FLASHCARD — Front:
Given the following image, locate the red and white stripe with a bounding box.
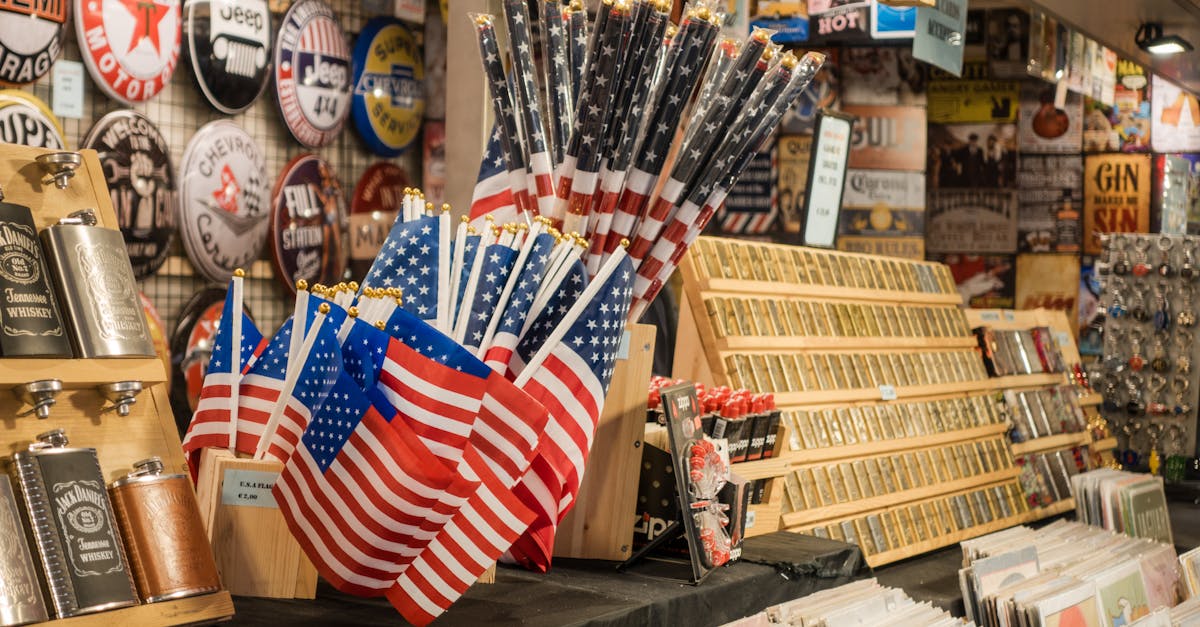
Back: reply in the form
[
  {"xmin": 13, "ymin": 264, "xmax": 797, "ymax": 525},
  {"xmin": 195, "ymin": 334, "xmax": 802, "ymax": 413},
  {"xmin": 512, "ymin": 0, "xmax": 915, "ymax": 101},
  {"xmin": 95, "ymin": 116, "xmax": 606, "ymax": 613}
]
[
  {"xmin": 273, "ymin": 406, "xmax": 474, "ymax": 598},
  {"xmin": 377, "ymin": 338, "xmax": 485, "ymax": 466},
  {"xmin": 604, "ymin": 166, "xmax": 656, "ymax": 255},
  {"xmin": 626, "ymin": 175, "xmax": 686, "ymax": 262},
  {"xmin": 528, "ymin": 150, "xmax": 556, "ymax": 217},
  {"xmin": 468, "ymin": 373, "xmax": 547, "ymax": 488},
  {"xmin": 235, "ymin": 373, "xmax": 315, "ymax": 464},
  {"xmin": 468, "ymin": 173, "xmax": 517, "ymax": 228}
]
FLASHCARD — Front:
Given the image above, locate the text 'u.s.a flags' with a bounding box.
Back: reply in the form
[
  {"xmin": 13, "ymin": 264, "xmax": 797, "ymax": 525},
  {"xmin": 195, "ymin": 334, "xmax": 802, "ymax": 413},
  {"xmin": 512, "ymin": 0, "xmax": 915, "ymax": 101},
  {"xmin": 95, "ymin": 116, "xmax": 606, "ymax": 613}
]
[
  {"xmin": 180, "ymin": 280, "xmax": 264, "ymax": 473},
  {"xmin": 507, "ymin": 248, "xmax": 635, "ymax": 571}
]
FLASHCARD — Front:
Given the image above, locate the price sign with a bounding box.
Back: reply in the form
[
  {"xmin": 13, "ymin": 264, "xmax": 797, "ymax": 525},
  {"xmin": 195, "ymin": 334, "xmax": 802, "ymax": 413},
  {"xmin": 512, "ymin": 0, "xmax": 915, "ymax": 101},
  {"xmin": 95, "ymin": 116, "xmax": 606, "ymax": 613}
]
[{"xmin": 800, "ymin": 109, "xmax": 855, "ymax": 248}]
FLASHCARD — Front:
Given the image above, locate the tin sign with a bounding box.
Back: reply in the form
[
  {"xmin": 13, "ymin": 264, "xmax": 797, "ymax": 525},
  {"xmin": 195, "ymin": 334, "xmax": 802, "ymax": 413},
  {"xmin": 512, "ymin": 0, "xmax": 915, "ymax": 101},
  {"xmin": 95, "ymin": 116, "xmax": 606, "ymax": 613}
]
[
  {"xmin": 351, "ymin": 17, "xmax": 425, "ymax": 156},
  {"xmin": 268, "ymin": 153, "xmax": 346, "ymax": 292},
  {"xmin": 184, "ymin": 0, "xmax": 273, "ymax": 113},
  {"xmin": 273, "ymin": 0, "xmax": 351, "ymax": 147},
  {"xmin": 0, "ymin": 0, "xmax": 68, "ymax": 85},
  {"xmin": 178, "ymin": 120, "xmax": 270, "ymax": 283},
  {"xmin": 75, "ymin": 0, "xmax": 181, "ymax": 104},
  {"xmin": 0, "ymin": 90, "xmax": 64, "ymax": 148}
]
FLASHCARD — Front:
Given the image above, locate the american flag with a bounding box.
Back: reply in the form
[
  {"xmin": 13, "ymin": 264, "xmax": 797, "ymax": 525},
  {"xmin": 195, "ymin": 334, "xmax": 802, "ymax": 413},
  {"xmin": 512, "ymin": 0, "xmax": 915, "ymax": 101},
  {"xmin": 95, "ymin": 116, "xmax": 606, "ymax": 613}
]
[
  {"xmin": 181, "ymin": 281, "xmax": 265, "ymax": 471},
  {"xmin": 378, "ymin": 306, "xmax": 493, "ymax": 468},
  {"xmin": 363, "ymin": 215, "xmax": 441, "ymax": 326},
  {"xmin": 468, "ymin": 124, "xmax": 518, "ymax": 227},
  {"xmin": 273, "ymin": 369, "xmax": 477, "ymax": 599},
  {"xmin": 459, "ymin": 241, "xmax": 519, "ymax": 352},
  {"xmin": 502, "ymin": 0, "xmax": 555, "ymax": 216},
  {"xmin": 235, "ymin": 314, "xmax": 341, "ymax": 463},
  {"xmin": 508, "ymin": 257, "xmax": 588, "ymax": 380},
  {"xmin": 507, "ymin": 248, "xmax": 634, "ymax": 571},
  {"xmin": 340, "ymin": 317, "xmax": 390, "ymax": 391},
  {"xmin": 473, "ymin": 18, "xmax": 534, "ymax": 217},
  {"xmin": 389, "ymin": 450, "xmax": 535, "ymax": 626},
  {"xmin": 453, "ymin": 232, "xmax": 482, "ymax": 321},
  {"xmin": 480, "ymin": 231, "xmax": 556, "ymax": 375}
]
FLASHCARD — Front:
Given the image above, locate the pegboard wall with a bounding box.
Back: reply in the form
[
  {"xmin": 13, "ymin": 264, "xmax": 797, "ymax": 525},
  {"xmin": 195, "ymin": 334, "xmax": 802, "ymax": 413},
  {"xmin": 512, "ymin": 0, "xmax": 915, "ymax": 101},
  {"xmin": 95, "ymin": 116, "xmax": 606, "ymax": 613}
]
[{"xmin": 23, "ymin": 0, "xmax": 425, "ymax": 337}]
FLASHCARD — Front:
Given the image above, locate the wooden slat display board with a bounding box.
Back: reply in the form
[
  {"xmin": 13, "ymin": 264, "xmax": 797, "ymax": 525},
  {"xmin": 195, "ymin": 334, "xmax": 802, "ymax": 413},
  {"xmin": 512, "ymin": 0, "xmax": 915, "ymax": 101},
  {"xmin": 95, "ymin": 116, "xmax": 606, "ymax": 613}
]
[
  {"xmin": 0, "ymin": 145, "xmax": 233, "ymax": 625},
  {"xmin": 672, "ymin": 237, "xmax": 1106, "ymax": 567}
]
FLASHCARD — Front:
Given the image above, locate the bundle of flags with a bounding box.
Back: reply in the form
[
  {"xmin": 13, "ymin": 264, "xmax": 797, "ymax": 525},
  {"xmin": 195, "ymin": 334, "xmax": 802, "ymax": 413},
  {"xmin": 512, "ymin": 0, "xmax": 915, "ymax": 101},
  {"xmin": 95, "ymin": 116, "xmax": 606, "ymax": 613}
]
[
  {"xmin": 181, "ymin": 191, "xmax": 635, "ymax": 625},
  {"xmin": 467, "ymin": 0, "xmax": 824, "ymax": 320}
]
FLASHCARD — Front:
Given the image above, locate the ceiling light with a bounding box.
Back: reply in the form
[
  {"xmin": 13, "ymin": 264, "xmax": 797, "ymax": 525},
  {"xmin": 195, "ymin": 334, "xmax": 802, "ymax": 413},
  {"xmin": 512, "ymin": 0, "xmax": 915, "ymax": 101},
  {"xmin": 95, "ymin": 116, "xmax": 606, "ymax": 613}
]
[{"xmin": 1136, "ymin": 22, "xmax": 1194, "ymax": 56}]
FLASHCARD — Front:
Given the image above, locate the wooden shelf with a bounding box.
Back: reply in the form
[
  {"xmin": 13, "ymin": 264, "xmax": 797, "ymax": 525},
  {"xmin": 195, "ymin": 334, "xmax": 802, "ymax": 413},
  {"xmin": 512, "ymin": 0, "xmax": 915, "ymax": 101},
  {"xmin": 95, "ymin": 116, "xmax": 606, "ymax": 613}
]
[
  {"xmin": 731, "ymin": 456, "xmax": 790, "ymax": 481},
  {"xmin": 0, "ymin": 358, "xmax": 168, "ymax": 387},
  {"xmin": 1025, "ymin": 498, "xmax": 1076, "ymax": 522},
  {"xmin": 1092, "ymin": 437, "xmax": 1118, "ymax": 452},
  {"xmin": 48, "ymin": 590, "xmax": 233, "ymax": 627},
  {"xmin": 696, "ymin": 277, "xmax": 963, "ymax": 305},
  {"xmin": 1078, "ymin": 392, "xmax": 1103, "ymax": 407},
  {"xmin": 782, "ymin": 423, "xmax": 1009, "ymax": 466},
  {"xmin": 782, "ymin": 467, "xmax": 1020, "ymax": 528},
  {"xmin": 746, "ymin": 478, "xmax": 784, "ymax": 538},
  {"xmin": 773, "ymin": 373, "xmax": 1063, "ymax": 408},
  {"xmin": 1010, "ymin": 432, "xmax": 1092, "ymax": 456},
  {"xmin": 715, "ymin": 335, "xmax": 977, "ymax": 352}
]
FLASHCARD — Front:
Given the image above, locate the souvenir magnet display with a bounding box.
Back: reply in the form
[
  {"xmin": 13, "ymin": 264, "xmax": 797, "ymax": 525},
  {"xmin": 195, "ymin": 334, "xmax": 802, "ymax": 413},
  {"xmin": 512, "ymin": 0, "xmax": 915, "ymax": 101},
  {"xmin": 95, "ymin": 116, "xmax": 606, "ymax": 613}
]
[
  {"xmin": 351, "ymin": 17, "xmax": 425, "ymax": 156},
  {"xmin": 268, "ymin": 153, "xmax": 346, "ymax": 292},
  {"xmin": 178, "ymin": 120, "xmax": 270, "ymax": 283},
  {"xmin": 273, "ymin": 0, "xmax": 351, "ymax": 147},
  {"xmin": 184, "ymin": 0, "xmax": 273, "ymax": 114},
  {"xmin": 0, "ymin": 90, "xmax": 64, "ymax": 148},
  {"xmin": 0, "ymin": 0, "xmax": 67, "ymax": 85},
  {"xmin": 74, "ymin": 0, "xmax": 181, "ymax": 104},
  {"xmin": 349, "ymin": 162, "xmax": 406, "ymax": 278},
  {"xmin": 83, "ymin": 111, "xmax": 177, "ymax": 279},
  {"xmin": 168, "ymin": 287, "xmax": 225, "ymax": 435}
]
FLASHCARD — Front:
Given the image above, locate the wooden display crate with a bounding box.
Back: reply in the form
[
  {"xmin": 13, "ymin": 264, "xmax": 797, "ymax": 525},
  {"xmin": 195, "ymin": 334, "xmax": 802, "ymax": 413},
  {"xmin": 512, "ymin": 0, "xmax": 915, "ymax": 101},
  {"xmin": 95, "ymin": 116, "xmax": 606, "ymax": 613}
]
[{"xmin": 0, "ymin": 145, "xmax": 233, "ymax": 625}]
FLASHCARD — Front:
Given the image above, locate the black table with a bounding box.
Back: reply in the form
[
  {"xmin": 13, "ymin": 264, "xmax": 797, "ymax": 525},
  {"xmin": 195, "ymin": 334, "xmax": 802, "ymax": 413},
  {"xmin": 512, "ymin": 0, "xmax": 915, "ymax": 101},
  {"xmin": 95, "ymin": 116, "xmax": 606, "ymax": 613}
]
[{"xmin": 229, "ymin": 533, "xmax": 862, "ymax": 626}]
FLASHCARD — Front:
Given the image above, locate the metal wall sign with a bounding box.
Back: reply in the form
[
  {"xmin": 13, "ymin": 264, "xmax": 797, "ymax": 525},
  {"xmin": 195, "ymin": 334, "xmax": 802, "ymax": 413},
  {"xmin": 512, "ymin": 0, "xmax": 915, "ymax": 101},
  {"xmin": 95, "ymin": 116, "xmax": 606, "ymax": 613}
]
[
  {"xmin": 0, "ymin": 90, "xmax": 64, "ymax": 148},
  {"xmin": 184, "ymin": 0, "xmax": 273, "ymax": 113},
  {"xmin": 178, "ymin": 120, "xmax": 270, "ymax": 283},
  {"xmin": 83, "ymin": 110, "xmax": 177, "ymax": 279},
  {"xmin": 74, "ymin": 0, "xmax": 182, "ymax": 104},
  {"xmin": 268, "ymin": 153, "xmax": 346, "ymax": 292},
  {"xmin": 168, "ymin": 287, "xmax": 223, "ymax": 433},
  {"xmin": 0, "ymin": 0, "xmax": 67, "ymax": 85},
  {"xmin": 273, "ymin": 0, "xmax": 351, "ymax": 147},
  {"xmin": 351, "ymin": 17, "xmax": 425, "ymax": 157},
  {"xmin": 349, "ymin": 162, "xmax": 405, "ymax": 278}
]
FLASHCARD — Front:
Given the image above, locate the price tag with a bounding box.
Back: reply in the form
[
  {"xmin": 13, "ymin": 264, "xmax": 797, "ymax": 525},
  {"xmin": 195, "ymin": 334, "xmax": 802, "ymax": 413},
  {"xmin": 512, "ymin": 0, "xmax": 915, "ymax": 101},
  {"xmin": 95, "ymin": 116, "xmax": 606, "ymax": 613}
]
[
  {"xmin": 981, "ymin": 311, "xmax": 1001, "ymax": 321},
  {"xmin": 616, "ymin": 330, "xmax": 631, "ymax": 360},
  {"xmin": 221, "ymin": 469, "xmax": 279, "ymax": 508},
  {"xmin": 879, "ymin": 384, "xmax": 898, "ymax": 401},
  {"xmin": 51, "ymin": 61, "xmax": 84, "ymax": 119},
  {"xmin": 1003, "ymin": 311, "xmax": 1016, "ymax": 321},
  {"xmin": 745, "ymin": 510, "xmax": 757, "ymax": 529}
]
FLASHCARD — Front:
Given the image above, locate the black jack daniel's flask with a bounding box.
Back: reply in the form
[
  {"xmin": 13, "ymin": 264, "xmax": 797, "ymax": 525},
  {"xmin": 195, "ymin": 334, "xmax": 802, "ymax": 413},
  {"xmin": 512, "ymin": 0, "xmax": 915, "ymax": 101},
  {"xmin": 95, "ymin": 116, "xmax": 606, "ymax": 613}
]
[{"xmin": 10, "ymin": 430, "xmax": 138, "ymax": 617}]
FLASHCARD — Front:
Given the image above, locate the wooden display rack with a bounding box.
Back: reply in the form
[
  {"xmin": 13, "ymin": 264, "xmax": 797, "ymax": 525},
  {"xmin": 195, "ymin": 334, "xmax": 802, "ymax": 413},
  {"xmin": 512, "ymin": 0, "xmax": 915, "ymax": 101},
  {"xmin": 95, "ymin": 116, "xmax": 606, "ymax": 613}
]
[{"xmin": 0, "ymin": 145, "xmax": 233, "ymax": 625}]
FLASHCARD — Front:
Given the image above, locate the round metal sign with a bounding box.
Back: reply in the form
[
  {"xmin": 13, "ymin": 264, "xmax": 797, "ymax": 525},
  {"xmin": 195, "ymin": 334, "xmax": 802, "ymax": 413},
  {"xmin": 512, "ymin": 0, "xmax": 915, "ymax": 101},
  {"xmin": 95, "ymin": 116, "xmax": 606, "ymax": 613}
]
[
  {"xmin": 0, "ymin": 0, "xmax": 67, "ymax": 85},
  {"xmin": 83, "ymin": 110, "xmax": 177, "ymax": 279},
  {"xmin": 183, "ymin": 0, "xmax": 272, "ymax": 114},
  {"xmin": 351, "ymin": 17, "xmax": 425, "ymax": 156},
  {"xmin": 0, "ymin": 90, "xmax": 64, "ymax": 148},
  {"xmin": 178, "ymin": 120, "xmax": 271, "ymax": 284},
  {"xmin": 273, "ymin": 0, "xmax": 350, "ymax": 147},
  {"xmin": 139, "ymin": 291, "xmax": 171, "ymax": 386},
  {"xmin": 74, "ymin": 0, "xmax": 182, "ymax": 104},
  {"xmin": 348, "ymin": 162, "xmax": 406, "ymax": 278},
  {"xmin": 268, "ymin": 153, "xmax": 346, "ymax": 293},
  {"xmin": 168, "ymin": 287, "xmax": 225, "ymax": 434}
]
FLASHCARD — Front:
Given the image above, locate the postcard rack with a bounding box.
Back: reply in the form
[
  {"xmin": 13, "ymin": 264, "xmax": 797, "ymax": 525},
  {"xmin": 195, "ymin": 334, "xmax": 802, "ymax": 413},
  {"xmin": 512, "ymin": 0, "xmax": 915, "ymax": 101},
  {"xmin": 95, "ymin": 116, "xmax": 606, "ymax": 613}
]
[
  {"xmin": 0, "ymin": 145, "xmax": 234, "ymax": 626},
  {"xmin": 673, "ymin": 236, "xmax": 1080, "ymax": 566}
]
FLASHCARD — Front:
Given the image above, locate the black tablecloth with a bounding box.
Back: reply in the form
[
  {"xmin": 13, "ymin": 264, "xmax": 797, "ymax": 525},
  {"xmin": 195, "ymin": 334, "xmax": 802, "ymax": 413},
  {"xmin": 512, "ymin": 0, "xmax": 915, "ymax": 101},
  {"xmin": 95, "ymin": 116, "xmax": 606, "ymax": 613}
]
[{"xmin": 229, "ymin": 533, "xmax": 862, "ymax": 626}]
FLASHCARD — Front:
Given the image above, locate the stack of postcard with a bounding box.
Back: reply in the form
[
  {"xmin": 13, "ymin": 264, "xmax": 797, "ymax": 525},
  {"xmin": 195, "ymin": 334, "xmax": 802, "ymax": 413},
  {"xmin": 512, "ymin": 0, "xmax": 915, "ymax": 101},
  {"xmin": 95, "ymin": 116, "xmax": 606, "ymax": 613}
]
[
  {"xmin": 724, "ymin": 579, "xmax": 972, "ymax": 626},
  {"xmin": 958, "ymin": 520, "xmax": 1181, "ymax": 627},
  {"xmin": 1178, "ymin": 547, "xmax": 1200, "ymax": 600},
  {"xmin": 1071, "ymin": 469, "xmax": 1173, "ymax": 545}
]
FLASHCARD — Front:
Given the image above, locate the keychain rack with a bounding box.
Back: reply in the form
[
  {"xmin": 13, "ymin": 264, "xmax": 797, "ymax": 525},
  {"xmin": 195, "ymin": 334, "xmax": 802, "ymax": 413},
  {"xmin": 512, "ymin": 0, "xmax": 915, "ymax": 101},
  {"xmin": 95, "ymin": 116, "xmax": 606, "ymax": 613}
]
[
  {"xmin": 0, "ymin": 145, "xmax": 233, "ymax": 626},
  {"xmin": 1097, "ymin": 233, "xmax": 1200, "ymax": 461},
  {"xmin": 673, "ymin": 236, "xmax": 1105, "ymax": 567}
]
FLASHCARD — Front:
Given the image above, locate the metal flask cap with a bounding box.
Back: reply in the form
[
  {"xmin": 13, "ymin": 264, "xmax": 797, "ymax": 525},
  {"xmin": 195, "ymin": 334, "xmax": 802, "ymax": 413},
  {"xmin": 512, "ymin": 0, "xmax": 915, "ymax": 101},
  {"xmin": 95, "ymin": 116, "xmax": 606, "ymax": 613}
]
[
  {"xmin": 58, "ymin": 209, "xmax": 98, "ymax": 226},
  {"xmin": 37, "ymin": 151, "xmax": 83, "ymax": 189},
  {"xmin": 34, "ymin": 428, "xmax": 68, "ymax": 448},
  {"xmin": 130, "ymin": 456, "xmax": 165, "ymax": 477}
]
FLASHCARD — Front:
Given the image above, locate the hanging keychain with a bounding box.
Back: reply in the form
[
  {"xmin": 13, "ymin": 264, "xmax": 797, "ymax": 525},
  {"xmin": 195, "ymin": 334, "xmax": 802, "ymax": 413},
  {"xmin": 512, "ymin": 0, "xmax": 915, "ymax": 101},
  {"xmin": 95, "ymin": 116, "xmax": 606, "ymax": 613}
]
[
  {"xmin": 1107, "ymin": 277, "xmax": 1129, "ymax": 319},
  {"xmin": 1153, "ymin": 282, "xmax": 1172, "ymax": 331},
  {"xmin": 1150, "ymin": 332, "xmax": 1171, "ymax": 372},
  {"xmin": 1182, "ymin": 241, "xmax": 1197, "ymax": 280},
  {"xmin": 1132, "ymin": 237, "xmax": 1153, "ymax": 276},
  {"xmin": 1130, "ymin": 284, "xmax": 1150, "ymax": 323},
  {"xmin": 1175, "ymin": 330, "xmax": 1193, "ymax": 374},
  {"xmin": 1156, "ymin": 235, "xmax": 1175, "ymax": 277},
  {"xmin": 1125, "ymin": 371, "xmax": 1146, "ymax": 415},
  {"xmin": 1179, "ymin": 285, "xmax": 1197, "ymax": 328},
  {"xmin": 1147, "ymin": 374, "xmax": 1169, "ymax": 415},
  {"xmin": 1127, "ymin": 329, "xmax": 1146, "ymax": 371},
  {"xmin": 1110, "ymin": 235, "xmax": 1130, "ymax": 275},
  {"xmin": 1172, "ymin": 375, "xmax": 1192, "ymax": 416}
]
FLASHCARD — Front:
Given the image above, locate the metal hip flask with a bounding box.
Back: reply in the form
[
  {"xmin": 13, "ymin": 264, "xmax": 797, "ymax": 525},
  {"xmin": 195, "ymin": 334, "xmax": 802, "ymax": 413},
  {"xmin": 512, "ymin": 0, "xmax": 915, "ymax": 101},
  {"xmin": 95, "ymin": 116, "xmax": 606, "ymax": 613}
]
[
  {"xmin": 10, "ymin": 430, "xmax": 139, "ymax": 617},
  {"xmin": 109, "ymin": 458, "xmax": 221, "ymax": 603},
  {"xmin": 41, "ymin": 213, "xmax": 156, "ymax": 358},
  {"xmin": 0, "ymin": 477, "xmax": 48, "ymax": 626}
]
